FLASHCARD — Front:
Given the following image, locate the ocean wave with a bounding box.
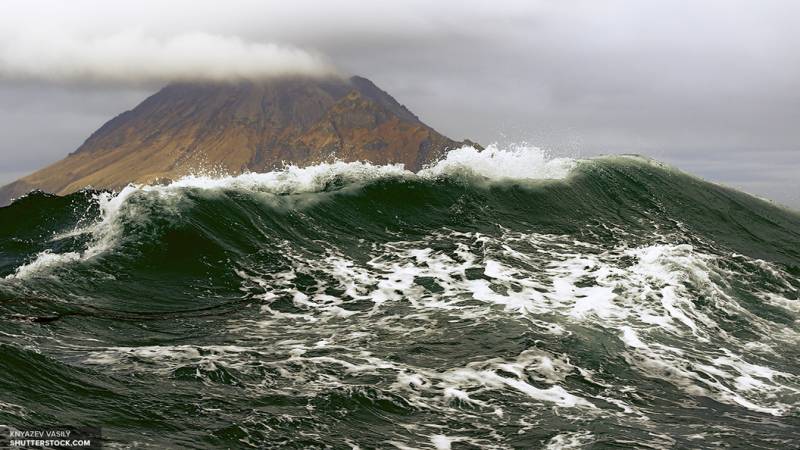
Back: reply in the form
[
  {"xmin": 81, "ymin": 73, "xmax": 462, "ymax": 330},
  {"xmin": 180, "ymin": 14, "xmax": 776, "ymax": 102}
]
[
  {"xmin": 1, "ymin": 146, "xmax": 799, "ymax": 447},
  {"xmin": 4, "ymin": 144, "xmax": 578, "ymax": 279}
]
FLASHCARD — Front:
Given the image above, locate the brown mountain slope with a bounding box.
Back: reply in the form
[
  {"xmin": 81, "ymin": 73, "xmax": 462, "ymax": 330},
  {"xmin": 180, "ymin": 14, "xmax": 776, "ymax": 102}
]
[{"xmin": 0, "ymin": 75, "xmax": 476, "ymax": 205}]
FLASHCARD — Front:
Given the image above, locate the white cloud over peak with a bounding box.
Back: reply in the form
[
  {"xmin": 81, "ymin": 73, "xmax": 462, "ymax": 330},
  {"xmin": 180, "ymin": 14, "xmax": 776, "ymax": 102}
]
[{"xmin": 0, "ymin": 28, "xmax": 335, "ymax": 84}]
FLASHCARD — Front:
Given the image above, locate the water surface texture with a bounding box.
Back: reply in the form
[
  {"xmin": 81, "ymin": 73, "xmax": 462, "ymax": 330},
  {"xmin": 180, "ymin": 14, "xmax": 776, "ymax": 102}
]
[{"xmin": 1, "ymin": 147, "xmax": 799, "ymax": 448}]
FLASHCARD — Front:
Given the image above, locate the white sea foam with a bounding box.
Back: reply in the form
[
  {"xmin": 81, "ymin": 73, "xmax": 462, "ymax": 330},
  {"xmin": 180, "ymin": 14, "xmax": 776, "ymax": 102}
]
[
  {"xmin": 543, "ymin": 431, "xmax": 594, "ymax": 449},
  {"xmin": 122, "ymin": 144, "xmax": 573, "ymax": 194},
  {"xmin": 228, "ymin": 227, "xmax": 800, "ymax": 417},
  {"xmin": 419, "ymin": 144, "xmax": 576, "ymax": 180},
  {"xmin": 7, "ymin": 250, "xmax": 82, "ymax": 279},
  {"xmin": 429, "ymin": 434, "xmax": 454, "ymax": 450}
]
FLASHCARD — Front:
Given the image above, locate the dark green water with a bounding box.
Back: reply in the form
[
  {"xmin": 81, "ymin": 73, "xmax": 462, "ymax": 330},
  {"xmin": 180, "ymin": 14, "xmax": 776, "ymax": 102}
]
[{"xmin": 0, "ymin": 151, "xmax": 798, "ymax": 449}]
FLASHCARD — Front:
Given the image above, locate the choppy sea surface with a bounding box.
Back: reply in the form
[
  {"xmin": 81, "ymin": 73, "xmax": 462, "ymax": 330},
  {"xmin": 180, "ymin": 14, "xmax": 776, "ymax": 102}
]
[{"xmin": 0, "ymin": 146, "xmax": 798, "ymax": 449}]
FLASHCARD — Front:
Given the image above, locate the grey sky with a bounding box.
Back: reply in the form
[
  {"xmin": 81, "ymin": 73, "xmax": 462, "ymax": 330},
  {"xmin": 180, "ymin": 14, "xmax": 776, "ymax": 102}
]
[{"xmin": 1, "ymin": 0, "xmax": 798, "ymax": 208}]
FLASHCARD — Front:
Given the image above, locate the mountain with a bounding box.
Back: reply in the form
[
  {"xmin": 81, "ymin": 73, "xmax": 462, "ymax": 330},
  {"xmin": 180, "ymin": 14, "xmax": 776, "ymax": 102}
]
[{"xmin": 0, "ymin": 75, "xmax": 476, "ymax": 205}]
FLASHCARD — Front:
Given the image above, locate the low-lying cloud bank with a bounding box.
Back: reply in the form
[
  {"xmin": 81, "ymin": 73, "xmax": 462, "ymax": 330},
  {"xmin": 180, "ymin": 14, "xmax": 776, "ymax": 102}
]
[{"xmin": 0, "ymin": 30, "xmax": 335, "ymax": 84}]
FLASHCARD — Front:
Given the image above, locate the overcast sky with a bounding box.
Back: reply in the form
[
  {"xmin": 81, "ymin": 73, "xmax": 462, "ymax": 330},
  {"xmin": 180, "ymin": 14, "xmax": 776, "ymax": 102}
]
[{"xmin": 1, "ymin": 0, "xmax": 798, "ymax": 208}]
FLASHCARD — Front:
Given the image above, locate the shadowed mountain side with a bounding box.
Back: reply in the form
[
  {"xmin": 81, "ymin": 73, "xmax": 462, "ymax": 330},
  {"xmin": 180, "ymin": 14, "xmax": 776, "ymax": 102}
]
[{"xmin": 0, "ymin": 76, "xmax": 477, "ymax": 205}]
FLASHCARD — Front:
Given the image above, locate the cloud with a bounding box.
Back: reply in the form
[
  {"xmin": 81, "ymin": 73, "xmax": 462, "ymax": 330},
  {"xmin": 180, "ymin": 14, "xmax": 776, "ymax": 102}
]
[
  {"xmin": 0, "ymin": 0, "xmax": 798, "ymax": 206},
  {"xmin": 0, "ymin": 29, "xmax": 335, "ymax": 84}
]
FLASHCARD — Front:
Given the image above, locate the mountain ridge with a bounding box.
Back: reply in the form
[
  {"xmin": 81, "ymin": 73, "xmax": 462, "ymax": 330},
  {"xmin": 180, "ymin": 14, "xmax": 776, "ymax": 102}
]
[{"xmin": 0, "ymin": 75, "xmax": 477, "ymax": 205}]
